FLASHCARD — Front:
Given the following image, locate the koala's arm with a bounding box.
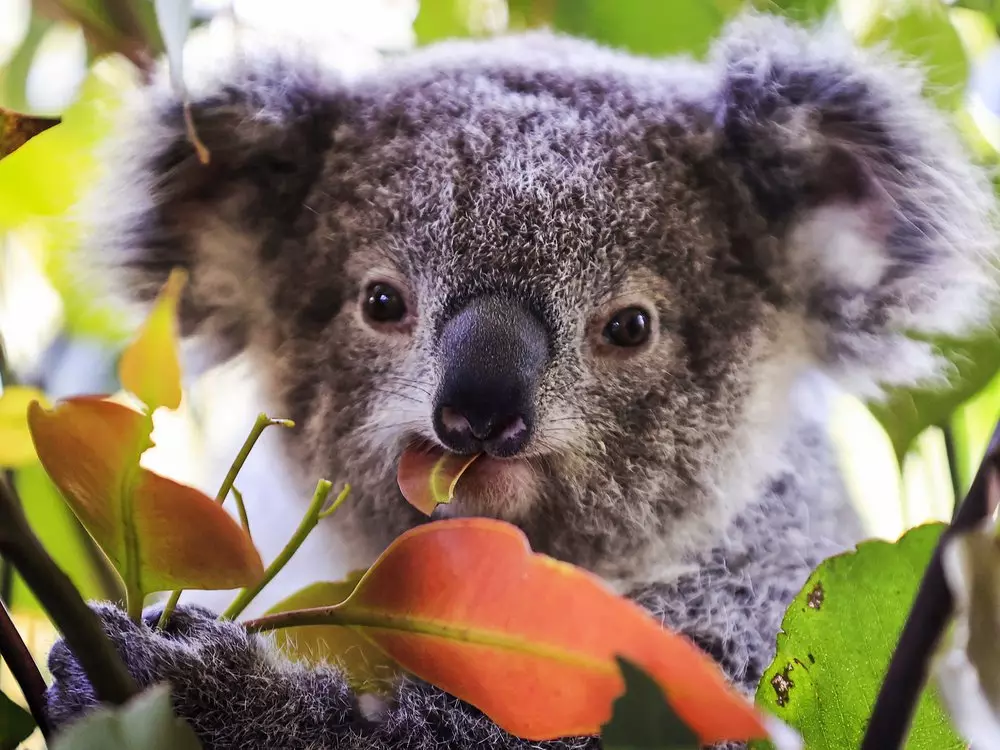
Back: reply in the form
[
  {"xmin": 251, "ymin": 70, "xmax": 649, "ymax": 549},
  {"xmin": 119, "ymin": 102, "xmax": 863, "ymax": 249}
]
[{"xmin": 44, "ymin": 603, "xmax": 590, "ymax": 750}]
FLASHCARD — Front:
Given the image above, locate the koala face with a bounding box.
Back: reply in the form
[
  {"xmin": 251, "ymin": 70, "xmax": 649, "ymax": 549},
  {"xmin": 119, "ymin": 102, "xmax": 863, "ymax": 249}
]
[{"xmin": 89, "ymin": 17, "xmax": 998, "ymax": 585}]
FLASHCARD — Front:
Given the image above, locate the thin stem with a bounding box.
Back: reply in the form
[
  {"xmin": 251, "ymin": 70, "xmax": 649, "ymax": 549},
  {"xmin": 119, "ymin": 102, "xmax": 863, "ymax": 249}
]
[
  {"xmin": 158, "ymin": 413, "xmax": 294, "ymax": 629},
  {"xmin": 231, "ymin": 487, "xmax": 252, "ymax": 544},
  {"xmin": 221, "ymin": 481, "xmax": 347, "ymax": 621},
  {"xmin": 0, "ymin": 475, "xmax": 137, "ymax": 705},
  {"xmin": 861, "ymin": 419, "xmax": 1000, "ymax": 749},
  {"xmin": 0, "ymin": 599, "xmax": 50, "ymax": 739}
]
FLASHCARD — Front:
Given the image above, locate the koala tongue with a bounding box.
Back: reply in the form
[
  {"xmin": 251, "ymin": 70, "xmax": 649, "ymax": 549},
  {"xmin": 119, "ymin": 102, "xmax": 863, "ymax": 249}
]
[{"xmin": 397, "ymin": 448, "xmax": 481, "ymax": 516}]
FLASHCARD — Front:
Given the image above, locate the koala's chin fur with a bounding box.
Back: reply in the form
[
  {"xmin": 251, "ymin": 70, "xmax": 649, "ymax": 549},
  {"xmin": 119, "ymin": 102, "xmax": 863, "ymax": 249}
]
[{"xmin": 53, "ymin": 11, "xmax": 1000, "ymax": 749}]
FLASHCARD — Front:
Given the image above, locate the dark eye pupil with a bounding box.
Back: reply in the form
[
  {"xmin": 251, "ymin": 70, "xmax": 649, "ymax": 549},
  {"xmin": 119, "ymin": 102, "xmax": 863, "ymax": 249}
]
[
  {"xmin": 605, "ymin": 307, "xmax": 650, "ymax": 347},
  {"xmin": 364, "ymin": 283, "xmax": 406, "ymax": 323}
]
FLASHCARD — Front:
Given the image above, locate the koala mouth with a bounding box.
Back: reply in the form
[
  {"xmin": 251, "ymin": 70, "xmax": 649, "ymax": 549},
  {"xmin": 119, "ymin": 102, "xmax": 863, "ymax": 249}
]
[{"xmin": 397, "ymin": 439, "xmax": 536, "ymax": 519}]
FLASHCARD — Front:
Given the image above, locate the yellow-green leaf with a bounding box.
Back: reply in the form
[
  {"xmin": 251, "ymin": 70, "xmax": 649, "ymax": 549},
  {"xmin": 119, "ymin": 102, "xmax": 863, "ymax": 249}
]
[
  {"xmin": 0, "ymin": 385, "xmax": 49, "ymax": 467},
  {"xmin": 118, "ymin": 268, "xmax": 186, "ymax": 412},
  {"xmin": 266, "ymin": 571, "xmax": 402, "ymax": 692}
]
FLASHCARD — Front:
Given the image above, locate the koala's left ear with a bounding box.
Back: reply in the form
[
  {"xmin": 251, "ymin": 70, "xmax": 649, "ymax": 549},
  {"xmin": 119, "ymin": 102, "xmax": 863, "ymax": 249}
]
[{"xmin": 711, "ymin": 15, "xmax": 1000, "ymax": 395}]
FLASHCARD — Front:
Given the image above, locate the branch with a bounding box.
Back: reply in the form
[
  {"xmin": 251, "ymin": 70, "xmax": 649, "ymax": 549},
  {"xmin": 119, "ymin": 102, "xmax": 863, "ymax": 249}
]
[
  {"xmin": 860, "ymin": 419, "xmax": 1000, "ymax": 749},
  {"xmin": 0, "ymin": 475, "xmax": 137, "ymax": 706},
  {"xmin": 0, "ymin": 599, "xmax": 50, "ymax": 738}
]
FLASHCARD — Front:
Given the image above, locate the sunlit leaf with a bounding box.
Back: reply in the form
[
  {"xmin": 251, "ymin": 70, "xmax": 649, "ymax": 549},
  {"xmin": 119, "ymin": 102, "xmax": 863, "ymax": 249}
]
[
  {"xmin": 397, "ymin": 448, "xmax": 479, "ymax": 515},
  {"xmin": 601, "ymin": 657, "xmax": 701, "ymax": 750},
  {"xmin": 868, "ymin": 329, "xmax": 1000, "ymax": 464},
  {"xmin": 0, "ymin": 106, "xmax": 59, "ymax": 159},
  {"xmin": 9, "ymin": 462, "xmax": 112, "ymax": 613},
  {"xmin": 266, "ymin": 571, "xmax": 402, "ymax": 692},
  {"xmin": 414, "ymin": 0, "xmax": 471, "ymax": 44},
  {"xmin": 553, "ymin": 0, "xmax": 734, "ymax": 58},
  {"xmin": 750, "ymin": 0, "xmax": 835, "ymax": 22},
  {"xmin": 49, "ymin": 683, "xmax": 201, "ymax": 750},
  {"xmin": 847, "ymin": 0, "xmax": 970, "ymax": 111},
  {"xmin": 27, "ymin": 397, "xmax": 263, "ymax": 600},
  {"xmin": 0, "ymin": 385, "xmax": 48, "ymax": 467},
  {"xmin": 118, "ymin": 268, "xmax": 186, "ymax": 412},
  {"xmin": 752, "ymin": 523, "xmax": 963, "ymax": 750},
  {"xmin": 0, "ymin": 690, "xmax": 35, "ymax": 750},
  {"xmin": 257, "ymin": 518, "xmax": 771, "ymax": 745}
]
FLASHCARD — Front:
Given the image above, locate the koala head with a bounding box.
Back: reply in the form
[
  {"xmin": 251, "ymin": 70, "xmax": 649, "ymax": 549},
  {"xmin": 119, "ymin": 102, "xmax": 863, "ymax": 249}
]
[{"xmin": 84, "ymin": 15, "xmax": 998, "ymax": 586}]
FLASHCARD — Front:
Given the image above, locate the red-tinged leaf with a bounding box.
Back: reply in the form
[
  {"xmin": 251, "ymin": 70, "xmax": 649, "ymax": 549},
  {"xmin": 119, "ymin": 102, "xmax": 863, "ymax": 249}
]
[
  {"xmin": 118, "ymin": 268, "xmax": 186, "ymax": 412},
  {"xmin": 26, "ymin": 397, "xmax": 151, "ymax": 566},
  {"xmin": 321, "ymin": 519, "xmax": 766, "ymax": 743},
  {"xmin": 132, "ymin": 471, "xmax": 263, "ymax": 592},
  {"xmin": 267, "ymin": 572, "xmax": 402, "ymax": 692},
  {"xmin": 27, "ymin": 397, "xmax": 262, "ymax": 598},
  {"xmin": 397, "ymin": 448, "xmax": 480, "ymax": 515}
]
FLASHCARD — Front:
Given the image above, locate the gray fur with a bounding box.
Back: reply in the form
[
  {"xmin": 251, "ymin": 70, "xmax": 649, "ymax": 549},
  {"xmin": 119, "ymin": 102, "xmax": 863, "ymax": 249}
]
[{"xmin": 49, "ymin": 10, "xmax": 998, "ymax": 749}]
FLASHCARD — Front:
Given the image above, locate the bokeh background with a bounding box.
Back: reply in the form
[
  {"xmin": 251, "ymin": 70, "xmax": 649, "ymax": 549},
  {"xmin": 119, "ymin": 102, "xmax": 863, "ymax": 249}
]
[{"xmin": 2, "ymin": 0, "xmax": 1000, "ymax": 745}]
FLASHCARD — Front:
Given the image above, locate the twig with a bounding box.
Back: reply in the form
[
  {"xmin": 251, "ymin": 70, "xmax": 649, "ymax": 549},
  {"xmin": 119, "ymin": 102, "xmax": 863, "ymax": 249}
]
[
  {"xmin": 0, "ymin": 475, "xmax": 137, "ymax": 705},
  {"xmin": 860, "ymin": 419, "xmax": 1000, "ymax": 749},
  {"xmin": 941, "ymin": 423, "xmax": 963, "ymax": 518},
  {"xmin": 0, "ymin": 600, "xmax": 50, "ymax": 739},
  {"xmin": 158, "ymin": 413, "xmax": 294, "ymax": 629},
  {"xmin": 221, "ymin": 481, "xmax": 346, "ymax": 621}
]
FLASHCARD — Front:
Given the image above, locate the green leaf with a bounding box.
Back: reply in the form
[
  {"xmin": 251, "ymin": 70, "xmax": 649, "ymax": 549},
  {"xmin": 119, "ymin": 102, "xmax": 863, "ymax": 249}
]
[
  {"xmin": 414, "ymin": 0, "xmax": 472, "ymax": 44},
  {"xmin": 750, "ymin": 0, "xmax": 836, "ymax": 22},
  {"xmin": 0, "ymin": 691, "xmax": 35, "ymax": 750},
  {"xmin": 752, "ymin": 523, "xmax": 964, "ymax": 750},
  {"xmin": 868, "ymin": 330, "xmax": 1000, "ymax": 464},
  {"xmin": 50, "ymin": 684, "xmax": 202, "ymax": 750},
  {"xmin": 9, "ymin": 463, "xmax": 111, "ymax": 613},
  {"xmin": 552, "ymin": 0, "xmax": 733, "ymax": 59},
  {"xmin": 849, "ymin": 0, "xmax": 970, "ymax": 111},
  {"xmin": 951, "ymin": 366, "xmax": 1000, "ymax": 494},
  {"xmin": 601, "ymin": 657, "xmax": 701, "ymax": 750}
]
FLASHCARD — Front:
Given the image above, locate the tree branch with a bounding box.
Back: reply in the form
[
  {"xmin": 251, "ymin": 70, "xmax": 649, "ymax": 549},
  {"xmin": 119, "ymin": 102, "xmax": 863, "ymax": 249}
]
[
  {"xmin": 860, "ymin": 419, "xmax": 1000, "ymax": 749},
  {"xmin": 0, "ymin": 475, "xmax": 137, "ymax": 706},
  {"xmin": 0, "ymin": 599, "xmax": 50, "ymax": 739}
]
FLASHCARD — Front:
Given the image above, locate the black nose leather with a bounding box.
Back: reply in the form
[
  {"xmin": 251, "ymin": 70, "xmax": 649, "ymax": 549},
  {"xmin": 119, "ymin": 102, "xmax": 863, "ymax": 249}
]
[{"xmin": 433, "ymin": 297, "xmax": 548, "ymax": 458}]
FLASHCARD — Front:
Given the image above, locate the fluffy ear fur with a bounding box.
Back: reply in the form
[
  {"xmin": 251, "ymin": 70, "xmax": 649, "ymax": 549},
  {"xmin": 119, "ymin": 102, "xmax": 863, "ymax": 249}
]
[
  {"xmin": 82, "ymin": 38, "xmax": 343, "ymax": 361},
  {"xmin": 711, "ymin": 15, "xmax": 1000, "ymax": 396}
]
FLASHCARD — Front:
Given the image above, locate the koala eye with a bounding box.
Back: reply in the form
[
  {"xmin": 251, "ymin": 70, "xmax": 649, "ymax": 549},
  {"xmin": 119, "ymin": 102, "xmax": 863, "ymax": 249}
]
[
  {"xmin": 604, "ymin": 307, "xmax": 651, "ymax": 348},
  {"xmin": 363, "ymin": 282, "xmax": 407, "ymax": 324}
]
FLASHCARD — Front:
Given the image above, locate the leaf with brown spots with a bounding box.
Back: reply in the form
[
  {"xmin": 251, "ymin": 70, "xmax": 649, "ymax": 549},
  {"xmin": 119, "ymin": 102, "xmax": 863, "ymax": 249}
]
[{"xmin": 752, "ymin": 523, "xmax": 963, "ymax": 750}]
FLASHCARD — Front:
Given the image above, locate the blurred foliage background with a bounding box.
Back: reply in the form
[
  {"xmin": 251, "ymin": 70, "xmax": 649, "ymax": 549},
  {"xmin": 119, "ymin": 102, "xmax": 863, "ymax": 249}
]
[{"xmin": 2, "ymin": 0, "xmax": 1000, "ymax": 744}]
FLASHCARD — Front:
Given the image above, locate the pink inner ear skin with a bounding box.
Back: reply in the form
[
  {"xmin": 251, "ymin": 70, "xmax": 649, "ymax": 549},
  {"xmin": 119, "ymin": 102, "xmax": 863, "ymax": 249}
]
[{"xmin": 397, "ymin": 447, "xmax": 481, "ymax": 516}]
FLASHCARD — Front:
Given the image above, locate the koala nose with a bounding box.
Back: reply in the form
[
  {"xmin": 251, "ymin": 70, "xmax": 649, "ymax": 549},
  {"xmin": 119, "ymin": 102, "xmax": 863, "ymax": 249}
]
[{"xmin": 433, "ymin": 297, "xmax": 549, "ymax": 458}]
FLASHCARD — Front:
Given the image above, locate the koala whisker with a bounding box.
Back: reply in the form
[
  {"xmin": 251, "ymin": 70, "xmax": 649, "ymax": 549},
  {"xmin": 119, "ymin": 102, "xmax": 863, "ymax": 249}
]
[
  {"xmin": 369, "ymin": 386, "xmax": 427, "ymax": 406},
  {"xmin": 379, "ymin": 375, "xmax": 435, "ymax": 397}
]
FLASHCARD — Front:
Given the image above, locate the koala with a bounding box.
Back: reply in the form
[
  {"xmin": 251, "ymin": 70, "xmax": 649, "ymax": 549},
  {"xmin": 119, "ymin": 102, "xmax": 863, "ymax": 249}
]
[{"xmin": 44, "ymin": 11, "xmax": 999, "ymax": 750}]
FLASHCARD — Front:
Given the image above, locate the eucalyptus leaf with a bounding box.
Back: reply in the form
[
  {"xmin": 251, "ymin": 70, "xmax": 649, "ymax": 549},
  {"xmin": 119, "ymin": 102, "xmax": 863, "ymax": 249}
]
[
  {"xmin": 601, "ymin": 657, "xmax": 700, "ymax": 750},
  {"xmin": 50, "ymin": 684, "xmax": 201, "ymax": 750},
  {"xmin": 752, "ymin": 523, "xmax": 964, "ymax": 750},
  {"xmin": 0, "ymin": 691, "xmax": 35, "ymax": 750},
  {"xmin": 414, "ymin": 0, "xmax": 471, "ymax": 44}
]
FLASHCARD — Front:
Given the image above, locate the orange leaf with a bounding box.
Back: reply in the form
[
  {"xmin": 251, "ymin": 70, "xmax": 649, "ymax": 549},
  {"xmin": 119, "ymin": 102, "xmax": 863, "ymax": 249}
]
[
  {"xmin": 334, "ymin": 519, "xmax": 767, "ymax": 744},
  {"xmin": 118, "ymin": 268, "xmax": 186, "ymax": 412},
  {"xmin": 267, "ymin": 572, "xmax": 402, "ymax": 692},
  {"xmin": 27, "ymin": 397, "xmax": 262, "ymax": 596},
  {"xmin": 397, "ymin": 448, "xmax": 480, "ymax": 515},
  {"xmin": 133, "ymin": 471, "xmax": 264, "ymax": 591}
]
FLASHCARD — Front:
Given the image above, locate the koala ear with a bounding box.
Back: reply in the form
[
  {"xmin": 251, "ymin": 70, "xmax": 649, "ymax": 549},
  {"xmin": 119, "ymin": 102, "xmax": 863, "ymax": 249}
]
[
  {"xmin": 82, "ymin": 37, "xmax": 343, "ymax": 362},
  {"xmin": 711, "ymin": 15, "xmax": 1000, "ymax": 395}
]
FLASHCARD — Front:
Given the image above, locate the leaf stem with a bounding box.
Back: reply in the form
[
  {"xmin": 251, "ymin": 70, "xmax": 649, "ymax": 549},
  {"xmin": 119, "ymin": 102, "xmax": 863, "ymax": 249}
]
[
  {"xmin": 221, "ymin": 480, "xmax": 347, "ymax": 621},
  {"xmin": 0, "ymin": 475, "xmax": 138, "ymax": 705},
  {"xmin": 157, "ymin": 413, "xmax": 293, "ymax": 629},
  {"xmin": 0, "ymin": 599, "xmax": 50, "ymax": 739},
  {"xmin": 861, "ymin": 419, "xmax": 1000, "ymax": 749},
  {"xmin": 230, "ymin": 487, "xmax": 252, "ymax": 543}
]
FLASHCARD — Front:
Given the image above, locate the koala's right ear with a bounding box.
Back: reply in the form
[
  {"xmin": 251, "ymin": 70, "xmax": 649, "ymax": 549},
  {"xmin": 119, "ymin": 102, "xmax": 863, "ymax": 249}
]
[{"xmin": 82, "ymin": 40, "xmax": 344, "ymax": 362}]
